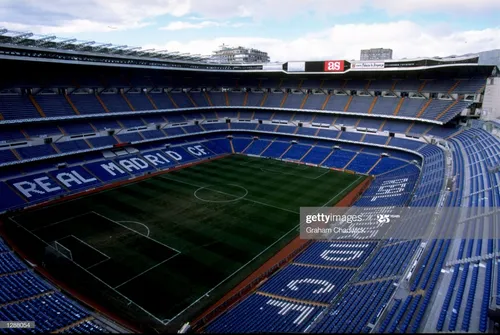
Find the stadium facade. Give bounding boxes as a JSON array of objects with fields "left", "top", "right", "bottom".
[{"left": 0, "top": 30, "right": 499, "bottom": 334}]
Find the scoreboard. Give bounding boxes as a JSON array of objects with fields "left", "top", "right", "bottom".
[
  {"left": 283, "top": 56, "right": 479, "bottom": 74},
  {"left": 323, "top": 60, "right": 346, "bottom": 72},
  {"left": 285, "top": 60, "right": 351, "bottom": 73}
]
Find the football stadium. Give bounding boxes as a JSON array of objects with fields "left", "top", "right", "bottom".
[{"left": 0, "top": 27, "right": 499, "bottom": 335}]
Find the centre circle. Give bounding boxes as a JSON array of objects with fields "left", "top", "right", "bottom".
[{"left": 194, "top": 184, "right": 249, "bottom": 203}]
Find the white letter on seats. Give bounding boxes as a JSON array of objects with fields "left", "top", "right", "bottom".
[
  {"left": 187, "top": 146, "right": 202, "bottom": 156},
  {"left": 119, "top": 159, "right": 140, "bottom": 172},
  {"left": 320, "top": 243, "right": 369, "bottom": 262},
  {"left": 266, "top": 299, "right": 315, "bottom": 325},
  {"left": 34, "top": 177, "right": 61, "bottom": 193},
  {"left": 320, "top": 250, "right": 364, "bottom": 262},
  {"left": 194, "top": 145, "right": 207, "bottom": 155},
  {"left": 101, "top": 162, "right": 125, "bottom": 176},
  {"left": 56, "top": 172, "right": 82, "bottom": 188},
  {"left": 130, "top": 158, "right": 149, "bottom": 169},
  {"left": 13, "top": 181, "right": 43, "bottom": 198},
  {"left": 72, "top": 171, "right": 97, "bottom": 183},
  {"left": 286, "top": 278, "right": 334, "bottom": 294},
  {"left": 144, "top": 154, "right": 163, "bottom": 166},
  {"left": 165, "top": 150, "right": 183, "bottom": 161}
]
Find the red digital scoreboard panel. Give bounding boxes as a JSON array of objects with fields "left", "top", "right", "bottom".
[
  {"left": 303, "top": 60, "right": 349, "bottom": 72},
  {"left": 323, "top": 60, "right": 345, "bottom": 72}
]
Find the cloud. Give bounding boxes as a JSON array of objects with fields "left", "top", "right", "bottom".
[
  {"left": 370, "top": 0, "right": 500, "bottom": 15},
  {"left": 143, "top": 21, "right": 500, "bottom": 62},
  {"left": 2, "top": 0, "right": 499, "bottom": 34},
  {"left": 0, "top": 0, "right": 189, "bottom": 33},
  {"left": 175, "top": 0, "right": 367, "bottom": 20},
  {"left": 159, "top": 0, "right": 500, "bottom": 20},
  {"left": 0, "top": 20, "right": 149, "bottom": 34},
  {"left": 160, "top": 20, "right": 244, "bottom": 31}
]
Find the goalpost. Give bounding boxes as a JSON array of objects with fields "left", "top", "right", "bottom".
[{"left": 54, "top": 241, "right": 73, "bottom": 261}]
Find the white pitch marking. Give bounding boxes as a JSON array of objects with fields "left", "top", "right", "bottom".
[
  {"left": 258, "top": 166, "right": 328, "bottom": 180},
  {"left": 160, "top": 175, "right": 299, "bottom": 214},
  {"left": 91, "top": 211, "right": 181, "bottom": 254},
  {"left": 117, "top": 221, "right": 151, "bottom": 237},
  {"left": 113, "top": 252, "right": 180, "bottom": 289},
  {"left": 69, "top": 235, "right": 111, "bottom": 259},
  {"left": 194, "top": 184, "right": 249, "bottom": 203},
  {"left": 30, "top": 212, "right": 92, "bottom": 232},
  {"left": 86, "top": 258, "right": 111, "bottom": 270}
]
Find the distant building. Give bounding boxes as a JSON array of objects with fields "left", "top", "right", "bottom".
[
  {"left": 211, "top": 44, "right": 270, "bottom": 64},
  {"left": 360, "top": 48, "right": 393, "bottom": 61}
]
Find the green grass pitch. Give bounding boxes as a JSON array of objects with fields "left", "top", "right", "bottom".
[{"left": 9, "top": 155, "right": 365, "bottom": 323}]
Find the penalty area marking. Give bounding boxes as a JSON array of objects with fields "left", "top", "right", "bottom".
[
  {"left": 113, "top": 252, "right": 180, "bottom": 289},
  {"left": 91, "top": 211, "right": 181, "bottom": 254},
  {"left": 88, "top": 212, "right": 183, "bottom": 290},
  {"left": 8, "top": 216, "right": 167, "bottom": 325},
  {"left": 29, "top": 212, "right": 92, "bottom": 233},
  {"left": 117, "top": 221, "right": 151, "bottom": 237},
  {"left": 54, "top": 234, "right": 111, "bottom": 270},
  {"left": 194, "top": 184, "right": 249, "bottom": 203}
]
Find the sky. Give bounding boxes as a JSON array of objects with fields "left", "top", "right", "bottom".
[{"left": 0, "top": 0, "right": 500, "bottom": 62}]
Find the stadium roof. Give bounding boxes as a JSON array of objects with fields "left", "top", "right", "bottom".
[{"left": 0, "top": 28, "right": 213, "bottom": 63}]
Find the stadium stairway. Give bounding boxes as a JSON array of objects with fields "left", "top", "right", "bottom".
[
  {"left": 435, "top": 98, "right": 462, "bottom": 121},
  {"left": 145, "top": 93, "right": 159, "bottom": 109},
  {"left": 28, "top": 95, "right": 46, "bottom": 118},
  {"left": 230, "top": 140, "right": 236, "bottom": 154},
  {"left": 393, "top": 98, "right": 405, "bottom": 116},
  {"left": 367, "top": 97, "right": 378, "bottom": 114},
  {"left": 95, "top": 95, "right": 110, "bottom": 113},
  {"left": 64, "top": 94, "right": 81, "bottom": 115},
  {"left": 415, "top": 98, "right": 433, "bottom": 118},
  {"left": 121, "top": 92, "right": 136, "bottom": 111}
]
